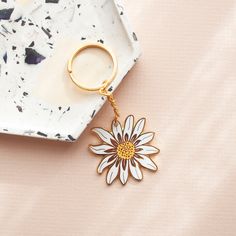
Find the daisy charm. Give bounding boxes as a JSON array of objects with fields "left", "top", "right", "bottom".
[{"left": 90, "top": 115, "right": 160, "bottom": 185}]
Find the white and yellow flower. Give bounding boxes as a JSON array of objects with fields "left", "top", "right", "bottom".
[{"left": 90, "top": 115, "right": 160, "bottom": 185}]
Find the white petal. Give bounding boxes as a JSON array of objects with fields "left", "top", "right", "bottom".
[
  {"left": 89, "top": 144, "right": 114, "bottom": 155},
  {"left": 106, "top": 160, "right": 119, "bottom": 185},
  {"left": 135, "top": 154, "right": 158, "bottom": 171},
  {"left": 131, "top": 118, "right": 145, "bottom": 140},
  {"left": 92, "top": 128, "right": 117, "bottom": 146},
  {"left": 112, "top": 120, "right": 123, "bottom": 142},
  {"left": 136, "top": 145, "right": 160, "bottom": 155},
  {"left": 97, "top": 155, "right": 117, "bottom": 174},
  {"left": 123, "top": 115, "right": 134, "bottom": 141},
  {"left": 135, "top": 132, "right": 154, "bottom": 146},
  {"left": 129, "top": 159, "right": 143, "bottom": 180},
  {"left": 119, "top": 159, "right": 129, "bottom": 185}
]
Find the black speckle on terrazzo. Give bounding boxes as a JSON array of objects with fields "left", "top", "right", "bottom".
[
  {"left": 41, "top": 27, "right": 52, "bottom": 39},
  {"left": 45, "top": 0, "right": 59, "bottom": 3},
  {"left": 16, "top": 105, "right": 23, "bottom": 112},
  {"left": 68, "top": 135, "right": 76, "bottom": 141},
  {"left": 47, "top": 42, "right": 53, "bottom": 49},
  {"left": 132, "top": 32, "right": 138, "bottom": 41},
  {"left": 21, "top": 20, "right": 26, "bottom": 26},
  {"left": 3, "top": 52, "right": 7, "bottom": 63},
  {"left": 14, "top": 16, "right": 22, "bottom": 22},
  {"left": 1, "top": 25, "right": 11, "bottom": 34},
  {"left": 91, "top": 110, "right": 96, "bottom": 118},
  {"left": 0, "top": 31, "right": 6, "bottom": 37},
  {"left": 25, "top": 48, "right": 46, "bottom": 65},
  {"left": 0, "top": 8, "right": 14, "bottom": 20},
  {"left": 37, "top": 131, "right": 48, "bottom": 137},
  {"left": 28, "top": 41, "right": 34, "bottom": 47}
]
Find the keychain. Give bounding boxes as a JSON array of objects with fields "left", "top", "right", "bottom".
[{"left": 68, "top": 43, "right": 160, "bottom": 185}]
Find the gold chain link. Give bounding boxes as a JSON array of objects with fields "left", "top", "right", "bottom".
[{"left": 99, "top": 88, "right": 120, "bottom": 122}]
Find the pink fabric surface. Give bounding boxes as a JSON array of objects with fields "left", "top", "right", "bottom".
[{"left": 1, "top": 0, "right": 236, "bottom": 235}]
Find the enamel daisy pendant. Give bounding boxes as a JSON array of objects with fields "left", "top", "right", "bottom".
[{"left": 89, "top": 115, "right": 160, "bottom": 185}]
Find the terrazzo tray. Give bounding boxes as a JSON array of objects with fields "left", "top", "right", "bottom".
[{"left": 0, "top": 0, "right": 140, "bottom": 142}]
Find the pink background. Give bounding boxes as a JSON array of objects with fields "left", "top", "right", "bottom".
[{"left": 1, "top": 0, "right": 236, "bottom": 235}]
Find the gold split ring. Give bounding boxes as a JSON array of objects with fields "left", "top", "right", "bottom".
[
  {"left": 67, "top": 42, "right": 120, "bottom": 122},
  {"left": 67, "top": 42, "right": 118, "bottom": 92}
]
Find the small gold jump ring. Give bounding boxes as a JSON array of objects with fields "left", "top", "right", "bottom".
[{"left": 67, "top": 42, "right": 118, "bottom": 92}]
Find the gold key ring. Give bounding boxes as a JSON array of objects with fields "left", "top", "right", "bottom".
[
  {"left": 67, "top": 42, "right": 118, "bottom": 92},
  {"left": 67, "top": 42, "right": 120, "bottom": 122}
]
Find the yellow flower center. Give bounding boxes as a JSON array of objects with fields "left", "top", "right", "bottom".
[{"left": 117, "top": 141, "right": 135, "bottom": 160}]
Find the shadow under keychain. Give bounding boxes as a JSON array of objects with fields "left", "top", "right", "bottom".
[{"left": 68, "top": 43, "right": 160, "bottom": 185}]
